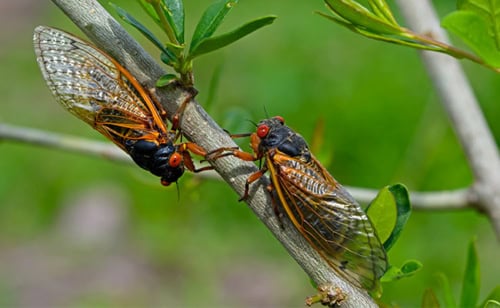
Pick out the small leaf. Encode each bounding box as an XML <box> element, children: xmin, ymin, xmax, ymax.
<box><xmin>156</xmin><ymin>74</ymin><xmax>178</xmax><ymax>87</ymax></box>
<box><xmin>380</xmin><ymin>260</ymin><xmax>422</xmax><ymax>282</ymax></box>
<box><xmin>366</xmin><ymin>186</ymin><xmax>397</xmax><ymax>245</ymax></box>
<box><xmin>323</xmin><ymin>0</ymin><xmax>402</xmax><ymax>35</ymax></box>
<box><xmin>317</xmin><ymin>11</ymin><xmax>445</xmax><ymax>52</ymax></box>
<box><xmin>457</xmin><ymin>0</ymin><xmax>500</xmax><ymax>49</ymax></box>
<box><xmin>161</xmin><ymin>0</ymin><xmax>185</xmax><ymax>43</ymax></box>
<box><xmin>189</xmin><ymin>16</ymin><xmax>276</xmax><ymax>59</ymax></box>
<box><xmin>368</xmin><ymin>0</ymin><xmax>398</xmax><ymax>25</ymax></box>
<box><xmin>421</xmin><ymin>288</ymin><xmax>440</xmax><ymax>308</ymax></box>
<box><xmin>460</xmin><ymin>238</ymin><xmax>480</xmax><ymax>308</ymax></box>
<box><xmin>138</xmin><ymin>0</ymin><xmax>161</xmax><ymax>25</ymax></box>
<box><xmin>436</xmin><ymin>273</ymin><xmax>457</xmax><ymax>308</ymax></box>
<box><xmin>366</xmin><ymin>184</ymin><xmax>411</xmax><ymax>252</ymax></box>
<box><xmin>190</xmin><ymin>0</ymin><xmax>239</xmax><ymax>52</ymax></box>
<box><xmin>442</xmin><ymin>10</ymin><xmax>500</xmax><ymax>67</ymax></box>
<box><xmin>112</xmin><ymin>3</ymin><xmax>170</xmax><ymax>55</ymax></box>
<box><xmin>480</xmin><ymin>286</ymin><xmax>500</xmax><ymax>308</ymax></box>
<box><xmin>385</xmin><ymin>184</ymin><xmax>411</xmax><ymax>251</ymax></box>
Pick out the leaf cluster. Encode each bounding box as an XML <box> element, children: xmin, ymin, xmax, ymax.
<box><xmin>366</xmin><ymin>184</ymin><xmax>422</xmax><ymax>292</ymax></box>
<box><xmin>113</xmin><ymin>0</ymin><xmax>276</xmax><ymax>87</ymax></box>
<box><xmin>422</xmin><ymin>239</ymin><xmax>500</xmax><ymax>308</ymax></box>
<box><xmin>318</xmin><ymin>0</ymin><xmax>500</xmax><ymax>72</ymax></box>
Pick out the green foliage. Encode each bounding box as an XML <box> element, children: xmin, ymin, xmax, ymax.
<box><xmin>442</xmin><ymin>5</ymin><xmax>500</xmax><ymax>67</ymax></box>
<box><xmin>112</xmin><ymin>0</ymin><xmax>276</xmax><ymax>86</ymax></box>
<box><xmin>428</xmin><ymin>239</ymin><xmax>500</xmax><ymax>308</ymax></box>
<box><xmin>460</xmin><ymin>239</ymin><xmax>480</xmax><ymax>308</ymax></box>
<box><xmin>457</xmin><ymin>0</ymin><xmax>500</xmax><ymax>49</ymax></box>
<box><xmin>366</xmin><ymin>185</ymin><xmax>419</xmax><ymax>288</ymax></box>
<box><xmin>366</xmin><ymin>184</ymin><xmax>411</xmax><ymax>252</ymax></box>
<box><xmin>318</xmin><ymin>0</ymin><xmax>500</xmax><ymax>72</ymax></box>
<box><xmin>436</xmin><ymin>273</ymin><xmax>457</xmax><ymax>308</ymax></box>
<box><xmin>188</xmin><ymin>16</ymin><xmax>276</xmax><ymax>60</ymax></box>
<box><xmin>381</xmin><ymin>260</ymin><xmax>423</xmax><ymax>283</ymax></box>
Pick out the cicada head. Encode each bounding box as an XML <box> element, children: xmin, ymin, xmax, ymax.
<box><xmin>256</xmin><ymin>116</ymin><xmax>310</xmax><ymax>161</ymax></box>
<box><xmin>153</xmin><ymin>144</ymin><xmax>185</xmax><ymax>186</ymax></box>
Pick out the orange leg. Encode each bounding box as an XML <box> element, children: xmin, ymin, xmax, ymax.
<box><xmin>240</xmin><ymin>164</ymin><xmax>268</xmax><ymax>201</ymax></box>
<box><xmin>205</xmin><ymin>147</ymin><xmax>257</xmax><ymax>162</ymax></box>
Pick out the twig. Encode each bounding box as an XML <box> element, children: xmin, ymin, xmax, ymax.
<box><xmin>47</xmin><ymin>0</ymin><xmax>376</xmax><ymax>306</ymax></box>
<box><xmin>395</xmin><ymin>0</ymin><xmax>500</xmax><ymax>239</ymax></box>
<box><xmin>1</xmin><ymin>123</ymin><xmax>476</xmax><ymax>210</ymax></box>
<box><xmin>0</xmin><ymin>123</ymin><xmax>129</xmax><ymax>162</ymax></box>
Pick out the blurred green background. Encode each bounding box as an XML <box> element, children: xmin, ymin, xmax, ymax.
<box><xmin>1</xmin><ymin>0</ymin><xmax>499</xmax><ymax>307</ymax></box>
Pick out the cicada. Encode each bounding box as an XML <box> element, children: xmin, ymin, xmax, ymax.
<box><xmin>208</xmin><ymin>116</ymin><xmax>388</xmax><ymax>292</ymax></box>
<box><xmin>34</xmin><ymin>26</ymin><xmax>209</xmax><ymax>185</ymax></box>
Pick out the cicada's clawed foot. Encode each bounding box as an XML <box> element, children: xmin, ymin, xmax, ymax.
<box><xmin>305</xmin><ymin>284</ymin><xmax>347</xmax><ymax>307</ymax></box>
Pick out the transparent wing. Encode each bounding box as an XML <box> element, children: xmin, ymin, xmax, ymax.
<box><xmin>33</xmin><ymin>26</ymin><xmax>166</xmax><ymax>149</ymax></box>
<box><xmin>270</xmin><ymin>152</ymin><xmax>387</xmax><ymax>291</ymax></box>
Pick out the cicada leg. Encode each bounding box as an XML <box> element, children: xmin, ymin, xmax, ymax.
<box><xmin>179</xmin><ymin>142</ymin><xmax>214</xmax><ymax>173</ymax></box>
<box><xmin>305</xmin><ymin>284</ymin><xmax>347</xmax><ymax>308</ymax></box>
<box><xmin>239</xmin><ymin>164</ymin><xmax>268</xmax><ymax>201</ymax></box>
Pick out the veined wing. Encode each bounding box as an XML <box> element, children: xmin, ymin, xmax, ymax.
<box><xmin>33</xmin><ymin>26</ymin><xmax>167</xmax><ymax>150</ymax></box>
<box><xmin>269</xmin><ymin>152</ymin><xmax>387</xmax><ymax>291</ymax></box>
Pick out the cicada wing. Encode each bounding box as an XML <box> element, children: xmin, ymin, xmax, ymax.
<box><xmin>270</xmin><ymin>153</ymin><xmax>387</xmax><ymax>291</ymax></box>
<box><xmin>33</xmin><ymin>26</ymin><xmax>166</xmax><ymax>150</ymax></box>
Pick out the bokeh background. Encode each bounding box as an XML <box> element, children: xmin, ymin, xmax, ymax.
<box><xmin>1</xmin><ymin>0</ymin><xmax>499</xmax><ymax>307</ymax></box>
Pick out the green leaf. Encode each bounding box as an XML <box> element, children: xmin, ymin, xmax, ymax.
<box><xmin>367</xmin><ymin>0</ymin><xmax>398</xmax><ymax>25</ymax></box>
<box><xmin>421</xmin><ymin>288</ymin><xmax>440</xmax><ymax>308</ymax></box>
<box><xmin>366</xmin><ymin>186</ymin><xmax>396</xmax><ymax>245</ymax></box>
<box><xmin>161</xmin><ymin>0</ymin><xmax>185</xmax><ymax>44</ymax></box>
<box><xmin>111</xmin><ymin>3</ymin><xmax>170</xmax><ymax>56</ymax></box>
<box><xmin>366</xmin><ymin>184</ymin><xmax>411</xmax><ymax>252</ymax></box>
<box><xmin>138</xmin><ymin>0</ymin><xmax>161</xmax><ymax>25</ymax></box>
<box><xmin>188</xmin><ymin>15</ymin><xmax>276</xmax><ymax>59</ymax></box>
<box><xmin>156</xmin><ymin>74</ymin><xmax>178</xmax><ymax>87</ymax></box>
<box><xmin>436</xmin><ymin>273</ymin><xmax>457</xmax><ymax>308</ymax></box>
<box><xmin>323</xmin><ymin>0</ymin><xmax>402</xmax><ymax>35</ymax></box>
<box><xmin>190</xmin><ymin>0</ymin><xmax>239</xmax><ymax>52</ymax></box>
<box><xmin>457</xmin><ymin>0</ymin><xmax>500</xmax><ymax>49</ymax></box>
<box><xmin>385</xmin><ymin>184</ymin><xmax>411</xmax><ymax>251</ymax></box>
<box><xmin>380</xmin><ymin>260</ymin><xmax>422</xmax><ymax>282</ymax></box>
<box><xmin>480</xmin><ymin>286</ymin><xmax>500</xmax><ymax>308</ymax></box>
<box><xmin>460</xmin><ymin>238</ymin><xmax>480</xmax><ymax>308</ymax></box>
<box><xmin>442</xmin><ymin>11</ymin><xmax>500</xmax><ymax>67</ymax></box>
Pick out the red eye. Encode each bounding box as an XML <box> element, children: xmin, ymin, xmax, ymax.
<box><xmin>274</xmin><ymin>116</ymin><xmax>285</xmax><ymax>124</ymax></box>
<box><xmin>169</xmin><ymin>152</ymin><xmax>182</xmax><ymax>168</ymax></box>
<box><xmin>161</xmin><ymin>179</ymin><xmax>171</xmax><ymax>186</ymax></box>
<box><xmin>257</xmin><ymin>124</ymin><xmax>270</xmax><ymax>138</ymax></box>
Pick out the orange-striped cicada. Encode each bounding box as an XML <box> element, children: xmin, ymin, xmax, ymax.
<box><xmin>34</xmin><ymin>26</ymin><xmax>209</xmax><ymax>185</ymax></box>
<box><xmin>208</xmin><ymin>116</ymin><xmax>388</xmax><ymax>292</ymax></box>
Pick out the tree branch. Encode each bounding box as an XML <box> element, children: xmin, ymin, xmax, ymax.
<box><xmin>395</xmin><ymin>0</ymin><xmax>500</xmax><ymax>239</ymax></box>
<box><xmin>46</xmin><ymin>0</ymin><xmax>376</xmax><ymax>306</ymax></box>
